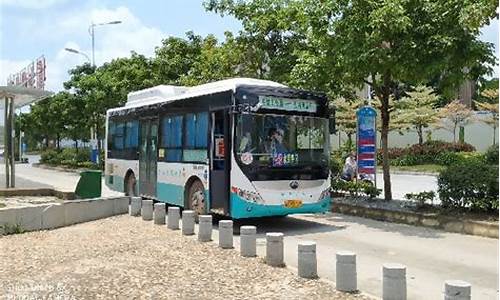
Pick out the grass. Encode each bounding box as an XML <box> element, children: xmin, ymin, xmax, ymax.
<box><xmin>0</xmin><ymin>202</ymin><xmax>5</xmax><ymax>208</ymax></box>
<box><xmin>378</xmin><ymin>164</ymin><xmax>445</xmax><ymax>174</ymax></box>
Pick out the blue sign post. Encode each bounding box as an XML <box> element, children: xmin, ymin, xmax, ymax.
<box><xmin>356</xmin><ymin>106</ymin><xmax>377</xmax><ymax>186</ymax></box>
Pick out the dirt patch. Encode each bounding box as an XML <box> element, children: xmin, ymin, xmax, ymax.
<box><xmin>0</xmin><ymin>215</ymin><xmax>371</xmax><ymax>300</ymax></box>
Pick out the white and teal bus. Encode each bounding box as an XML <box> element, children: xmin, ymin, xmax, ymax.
<box><xmin>105</xmin><ymin>78</ymin><xmax>334</xmax><ymax>219</ymax></box>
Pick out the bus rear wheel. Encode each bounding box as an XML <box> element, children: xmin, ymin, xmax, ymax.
<box><xmin>187</xmin><ymin>180</ymin><xmax>207</xmax><ymax>216</ymax></box>
<box><xmin>125</xmin><ymin>173</ymin><xmax>137</xmax><ymax>197</ymax></box>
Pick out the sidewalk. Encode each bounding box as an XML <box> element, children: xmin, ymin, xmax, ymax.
<box><xmin>0</xmin><ymin>163</ymin><xmax>122</xmax><ymax>197</ymax></box>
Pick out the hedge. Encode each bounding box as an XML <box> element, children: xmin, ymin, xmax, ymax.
<box><xmin>438</xmin><ymin>157</ymin><xmax>499</xmax><ymax>212</ymax></box>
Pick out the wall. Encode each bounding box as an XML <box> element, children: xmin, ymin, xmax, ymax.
<box><xmin>332</xmin><ymin>112</ymin><xmax>498</xmax><ymax>152</ymax></box>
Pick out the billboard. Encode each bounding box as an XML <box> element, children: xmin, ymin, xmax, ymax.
<box><xmin>356</xmin><ymin>106</ymin><xmax>377</xmax><ymax>183</ymax></box>
<box><xmin>7</xmin><ymin>56</ymin><xmax>46</xmax><ymax>90</ymax></box>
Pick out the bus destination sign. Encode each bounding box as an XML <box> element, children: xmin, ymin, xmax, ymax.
<box><xmin>258</xmin><ymin>96</ymin><xmax>317</xmax><ymax>113</ymax></box>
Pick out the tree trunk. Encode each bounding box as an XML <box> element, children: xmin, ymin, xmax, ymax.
<box><xmin>493</xmin><ymin>125</ymin><xmax>497</xmax><ymax>145</ymax></box>
<box><xmin>379</xmin><ymin>75</ymin><xmax>392</xmax><ymax>201</ymax></box>
<box><xmin>417</xmin><ymin>125</ymin><xmax>423</xmax><ymax>146</ymax></box>
<box><xmin>453</xmin><ymin>123</ymin><xmax>457</xmax><ymax>142</ymax></box>
<box><xmin>380</xmin><ymin>100</ymin><xmax>392</xmax><ymax>201</ymax></box>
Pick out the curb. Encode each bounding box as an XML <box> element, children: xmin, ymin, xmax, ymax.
<box><xmin>333</xmin><ymin>202</ymin><xmax>498</xmax><ymax>239</ymax></box>
<box><xmin>376</xmin><ymin>170</ymin><xmax>439</xmax><ymax>176</ymax></box>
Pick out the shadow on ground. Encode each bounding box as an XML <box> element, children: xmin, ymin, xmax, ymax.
<box><xmin>213</xmin><ymin>214</ymin><xmax>346</xmax><ymax>237</ymax></box>
<box><xmin>315</xmin><ymin>212</ymin><xmax>444</xmax><ymax>239</ymax></box>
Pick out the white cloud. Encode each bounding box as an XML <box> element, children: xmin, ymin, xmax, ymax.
<box><xmin>0</xmin><ymin>0</ymin><xmax>68</xmax><ymax>9</ymax></box>
<box><xmin>2</xmin><ymin>6</ymin><xmax>167</xmax><ymax>92</ymax></box>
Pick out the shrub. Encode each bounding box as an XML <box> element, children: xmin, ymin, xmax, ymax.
<box><xmin>438</xmin><ymin>158</ymin><xmax>499</xmax><ymax>212</ymax></box>
<box><xmin>485</xmin><ymin>144</ymin><xmax>499</xmax><ymax>165</ymax></box>
<box><xmin>405</xmin><ymin>191</ymin><xmax>435</xmax><ymax>208</ymax></box>
<box><xmin>378</xmin><ymin>140</ymin><xmax>476</xmax><ymax>166</ymax></box>
<box><xmin>331</xmin><ymin>178</ymin><xmax>381</xmax><ymax>198</ymax></box>
<box><xmin>330</xmin><ymin>152</ymin><xmax>343</xmax><ymax>176</ymax></box>
<box><xmin>40</xmin><ymin>149</ymin><xmax>60</xmax><ymax>165</ymax></box>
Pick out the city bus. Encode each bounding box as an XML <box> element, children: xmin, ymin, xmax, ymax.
<box><xmin>105</xmin><ymin>78</ymin><xmax>334</xmax><ymax>219</ymax></box>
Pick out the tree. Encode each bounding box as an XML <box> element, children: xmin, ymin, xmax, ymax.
<box><xmin>205</xmin><ymin>0</ymin><xmax>497</xmax><ymax>200</ymax></box>
<box><xmin>332</xmin><ymin>97</ymin><xmax>364</xmax><ymax>147</ymax></box>
<box><xmin>397</xmin><ymin>86</ymin><xmax>440</xmax><ymax>145</ymax></box>
<box><xmin>438</xmin><ymin>100</ymin><xmax>474</xmax><ymax>142</ymax></box>
<box><xmin>475</xmin><ymin>100</ymin><xmax>499</xmax><ymax>145</ymax></box>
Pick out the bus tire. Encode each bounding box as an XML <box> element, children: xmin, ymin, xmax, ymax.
<box><xmin>125</xmin><ymin>172</ymin><xmax>137</xmax><ymax>197</ymax></box>
<box><xmin>186</xmin><ymin>180</ymin><xmax>207</xmax><ymax>216</ymax></box>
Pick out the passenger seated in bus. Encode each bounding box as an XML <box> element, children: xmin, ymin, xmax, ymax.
<box><xmin>239</xmin><ymin>132</ymin><xmax>253</xmax><ymax>153</ymax></box>
<box><xmin>265</xmin><ymin>128</ymin><xmax>288</xmax><ymax>154</ymax></box>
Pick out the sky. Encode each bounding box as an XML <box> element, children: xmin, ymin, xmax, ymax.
<box><xmin>0</xmin><ymin>0</ymin><xmax>498</xmax><ymax>94</ymax></box>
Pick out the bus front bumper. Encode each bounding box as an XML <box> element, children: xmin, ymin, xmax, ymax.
<box><xmin>230</xmin><ymin>193</ymin><xmax>331</xmax><ymax>219</ymax></box>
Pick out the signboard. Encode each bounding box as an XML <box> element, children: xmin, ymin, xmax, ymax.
<box><xmin>7</xmin><ymin>55</ymin><xmax>46</xmax><ymax>90</ymax></box>
<box><xmin>258</xmin><ymin>96</ymin><xmax>317</xmax><ymax>113</ymax></box>
<box><xmin>215</xmin><ymin>137</ymin><xmax>225</xmax><ymax>158</ymax></box>
<box><xmin>356</xmin><ymin>106</ymin><xmax>377</xmax><ymax>182</ymax></box>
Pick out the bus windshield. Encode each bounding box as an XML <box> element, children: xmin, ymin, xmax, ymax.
<box><xmin>235</xmin><ymin>113</ymin><xmax>329</xmax><ymax>170</ymax></box>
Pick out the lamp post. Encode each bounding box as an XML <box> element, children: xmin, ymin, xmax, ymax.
<box><xmin>64</xmin><ymin>48</ymin><xmax>91</xmax><ymax>64</ymax></box>
<box><xmin>86</xmin><ymin>20</ymin><xmax>121</xmax><ymax>164</ymax></box>
<box><xmin>88</xmin><ymin>20</ymin><xmax>122</xmax><ymax>66</ymax></box>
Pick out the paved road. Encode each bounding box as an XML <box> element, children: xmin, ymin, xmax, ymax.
<box><xmin>0</xmin><ymin>161</ymin><xmax>121</xmax><ymax>197</ymax></box>
<box><xmin>376</xmin><ymin>173</ymin><xmax>438</xmax><ymax>201</ymax></box>
<box><xmin>221</xmin><ymin>214</ymin><xmax>498</xmax><ymax>300</ymax></box>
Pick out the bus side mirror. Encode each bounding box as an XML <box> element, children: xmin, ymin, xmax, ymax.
<box><xmin>329</xmin><ymin>118</ymin><xmax>336</xmax><ymax>134</ymax></box>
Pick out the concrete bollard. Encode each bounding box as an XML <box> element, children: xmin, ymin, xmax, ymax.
<box><xmin>240</xmin><ymin>225</ymin><xmax>257</xmax><ymax>257</ymax></box>
<box><xmin>266</xmin><ymin>232</ymin><xmax>284</xmax><ymax>267</ymax></box>
<box><xmin>383</xmin><ymin>263</ymin><xmax>407</xmax><ymax>300</ymax></box>
<box><xmin>141</xmin><ymin>200</ymin><xmax>153</xmax><ymax>221</ymax></box>
<box><xmin>167</xmin><ymin>207</ymin><xmax>180</xmax><ymax>230</ymax></box>
<box><xmin>218</xmin><ymin>220</ymin><xmax>234</xmax><ymax>249</ymax></box>
<box><xmin>129</xmin><ymin>197</ymin><xmax>141</xmax><ymax>216</ymax></box>
<box><xmin>182</xmin><ymin>210</ymin><xmax>195</xmax><ymax>235</ymax></box>
<box><xmin>444</xmin><ymin>280</ymin><xmax>471</xmax><ymax>300</ymax></box>
<box><xmin>336</xmin><ymin>251</ymin><xmax>357</xmax><ymax>292</ymax></box>
<box><xmin>198</xmin><ymin>215</ymin><xmax>213</xmax><ymax>242</ymax></box>
<box><xmin>153</xmin><ymin>203</ymin><xmax>166</xmax><ymax>225</ymax></box>
<box><xmin>298</xmin><ymin>241</ymin><xmax>317</xmax><ymax>279</ymax></box>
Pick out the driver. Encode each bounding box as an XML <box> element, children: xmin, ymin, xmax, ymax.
<box><xmin>266</xmin><ymin>127</ymin><xmax>287</xmax><ymax>153</ymax></box>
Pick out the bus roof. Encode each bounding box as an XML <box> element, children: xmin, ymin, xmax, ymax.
<box><xmin>109</xmin><ymin>78</ymin><xmax>287</xmax><ymax>113</ymax></box>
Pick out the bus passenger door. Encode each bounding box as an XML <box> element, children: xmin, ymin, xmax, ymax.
<box><xmin>209</xmin><ymin>109</ymin><xmax>230</xmax><ymax>215</ymax></box>
<box><xmin>139</xmin><ymin>118</ymin><xmax>158</xmax><ymax>198</ymax></box>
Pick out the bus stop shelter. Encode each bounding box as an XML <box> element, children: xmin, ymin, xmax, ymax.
<box><xmin>0</xmin><ymin>86</ymin><xmax>53</xmax><ymax>188</ymax></box>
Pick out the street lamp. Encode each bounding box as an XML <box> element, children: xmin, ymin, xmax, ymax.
<box><xmin>88</xmin><ymin>20</ymin><xmax>122</xmax><ymax>66</ymax></box>
<box><xmin>64</xmin><ymin>47</ymin><xmax>91</xmax><ymax>64</ymax></box>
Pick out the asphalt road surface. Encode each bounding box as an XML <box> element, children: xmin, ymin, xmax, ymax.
<box><xmin>221</xmin><ymin>214</ymin><xmax>498</xmax><ymax>300</ymax></box>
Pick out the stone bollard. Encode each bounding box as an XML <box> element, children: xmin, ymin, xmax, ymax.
<box><xmin>198</xmin><ymin>215</ymin><xmax>213</xmax><ymax>242</ymax></box>
<box><xmin>129</xmin><ymin>197</ymin><xmax>141</xmax><ymax>216</ymax></box>
<box><xmin>240</xmin><ymin>225</ymin><xmax>257</xmax><ymax>257</ymax></box>
<box><xmin>182</xmin><ymin>210</ymin><xmax>195</xmax><ymax>235</ymax></box>
<box><xmin>141</xmin><ymin>200</ymin><xmax>153</xmax><ymax>221</ymax></box>
<box><xmin>153</xmin><ymin>203</ymin><xmax>166</xmax><ymax>225</ymax></box>
<box><xmin>383</xmin><ymin>263</ymin><xmax>407</xmax><ymax>300</ymax></box>
<box><xmin>167</xmin><ymin>207</ymin><xmax>180</xmax><ymax>230</ymax></box>
<box><xmin>298</xmin><ymin>241</ymin><xmax>317</xmax><ymax>279</ymax></box>
<box><xmin>444</xmin><ymin>280</ymin><xmax>471</xmax><ymax>300</ymax></box>
<box><xmin>266</xmin><ymin>232</ymin><xmax>284</xmax><ymax>267</ymax></box>
<box><xmin>218</xmin><ymin>220</ymin><xmax>234</xmax><ymax>249</ymax></box>
<box><xmin>336</xmin><ymin>251</ymin><xmax>357</xmax><ymax>292</ymax></box>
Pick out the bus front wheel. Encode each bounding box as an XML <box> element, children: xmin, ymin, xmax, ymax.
<box><xmin>187</xmin><ymin>180</ymin><xmax>207</xmax><ymax>216</ymax></box>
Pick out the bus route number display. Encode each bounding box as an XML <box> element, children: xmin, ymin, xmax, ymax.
<box><xmin>258</xmin><ymin>96</ymin><xmax>317</xmax><ymax>113</ymax></box>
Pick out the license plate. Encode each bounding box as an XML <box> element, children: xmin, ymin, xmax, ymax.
<box><xmin>284</xmin><ymin>200</ymin><xmax>303</xmax><ymax>208</ymax></box>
